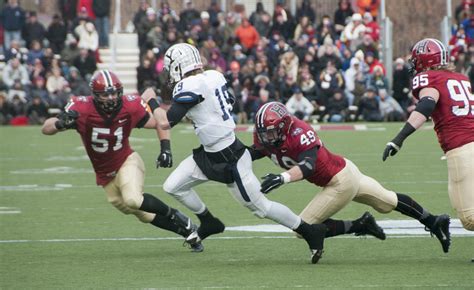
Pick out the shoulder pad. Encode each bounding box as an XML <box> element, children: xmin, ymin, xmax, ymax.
<box><xmin>72</xmin><ymin>96</ymin><xmax>91</xmax><ymax>103</ymax></box>
<box><xmin>172</xmin><ymin>76</ymin><xmax>203</xmax><ymax>103</ymax></box>
<box><xmin>124</xmin><ymin>95</ymin><xmax>138</xmax><ymax>102</ymax></box>
<box><xmin>173</xmin><ymin>91</ymin><xmax>203</xmax><ymax>103</ymax></box>
<box><xmin>205</xmin><ymin>70</ymin><xmax>227</xmax><ymax>84</ymax></box>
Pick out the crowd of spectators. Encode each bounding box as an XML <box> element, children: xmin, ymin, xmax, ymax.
<box><xmin>0</xmin><ymin>0</ymin><xmax>109</xmax><ymax>125</ymax></box>
<box><xmin>1</xmin><ymin>0</ymin><xmax>473</xmax><ymax>126</ymax></box>
<box><xmin>132</xmin><ymin>0</ymin><xmax>381</xmax><ymax>124</ymax></box>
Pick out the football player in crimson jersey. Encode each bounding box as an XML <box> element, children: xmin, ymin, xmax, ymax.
<box><xmin>383</xmin><ymin>38</ymin><xmax>474</xmax><ymax>234</ymax></box>
<box><xmin>42</xmin><ymin>70</ymin><xmax>203</xmax><ymax>252</ymax></box>
<box><xmin>250</xmin><ymin>102</ymin><xmax>451</xmax><ymax>254</ymax></box>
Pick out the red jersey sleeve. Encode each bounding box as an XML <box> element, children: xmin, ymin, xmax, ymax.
<box><xmin>411</xmin><ymin>70</ymin><xmax>444</xmax><ymax>100</ymax></box>
<box><xmin>122</xmin><ymin>95</ymin><xmax>149</xmax><ymax>128</ymax></box>
<box><xmin>286</xmin><ymin>118</ymin><xmax>320</xmax><ymax>158</ymax></box>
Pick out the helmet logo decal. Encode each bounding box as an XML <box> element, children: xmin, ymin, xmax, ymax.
<box><xmin>270</xmin><ymin>104</ymin><xmax>286</xmax><ymax>118</ymax></box>
<box><xmin>416</xmin><ymin>40</ymin><xmax>428</xmax><ymax>54</ymax></box>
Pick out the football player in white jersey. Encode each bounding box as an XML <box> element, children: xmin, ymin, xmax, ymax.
<box><xmin>143</xmin><ymin>43</ymin><xmax>326</xmax><ymax>264</ymax></box>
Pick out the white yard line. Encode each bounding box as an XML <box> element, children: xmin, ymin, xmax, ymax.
<box><xmin>0</xmin><ymin>220</ymin><xmax>472</xmax><ymax>244</ymax></box>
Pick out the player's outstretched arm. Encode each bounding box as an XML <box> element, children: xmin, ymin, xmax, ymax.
<box><xmin>41</xmin><ymin>110</ymin><xmax>79</xmax><ymax>135</ymax></box>
<box><xmin>139</xmin><ymin>87</ymin><xmax>172</xmax><ymax>130</ymax></box>
<box><xmin>382</xmin><ymin>87</ymin><xmax>439</xmax><ymax>161</ymax></box>
<box><xmin>261</xmin><ymin>148</ymin><xmax>318</xmax><ymax>194</ymax></box>
<box><xmin>42</xmin><ymin>117</ymin><xmax>61</xmax><ymax>135</ymax></box>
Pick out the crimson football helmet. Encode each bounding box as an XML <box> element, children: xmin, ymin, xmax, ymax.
<box><xmin>409</xmin><ymin>38</ymin><xmax>449</xmax><ymax>75</ymax></box>
<box><xmin>255</xmin><ymin>102</ymin><xmax>293</xmax><ymax>147</ymax></box>
<box><xmin>90</xmin><ymin>70</ymin><xmax>124</xmax><ymax>114</ymax></box>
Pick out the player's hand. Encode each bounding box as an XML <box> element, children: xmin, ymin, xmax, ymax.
<box><xmin>261</xmin><ymin>173</ymin><xmax>284</xmax><ymax>194</ymax></box>
<box><xmin>55</xmin><ymin>110</ymin><xmax>79</xmax><ymax>130</ymax></box>
<box><xmin>156</xmin><ymin>139</ymin><xmax>172</xmax><ymax>168</ymax></box>
<box><xmin>382</xmin><ymin>141</ymin><xmax>401</xmax><ymax>161</ymax></box>
<box><xmin>156</xmin><ymin>150</ymin><xmax>173</xmax><ymax>168</ymax></box>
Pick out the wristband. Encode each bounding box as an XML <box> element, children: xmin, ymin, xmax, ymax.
<box><xmin>281</xmin><ymin>172</ymin><xmax>291</xmax><ymax>184</ymax></box>
<box><xmin>148</xmin><ymin>98</ymin><xmax>160</xmax><ymax>113</ymax></box>
<box><xmin>392</xmin><ymin>122</ymin><xmax>416</xmax><ymax>146</ymax></box>
<box><xmin>160</xmin><ymin>139</ymin><xmax>171</xmax><ymax>152</ymax></box>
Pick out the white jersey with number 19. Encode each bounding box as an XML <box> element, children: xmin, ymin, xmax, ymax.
<box><xmin>172</xmin><ymin>70</ymin><xmax>235</xmax><ymax>152</ymax></box>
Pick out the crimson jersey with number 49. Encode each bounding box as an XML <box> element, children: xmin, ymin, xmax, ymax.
<box><xmin>412</xmin><ymin>70</ymin><xmax>474</xmax><ymax>152</ymax></box>
<box><xmin>65</xmin><ymin>95</ymin><xmax>149</xmax><ymax>186</ymax></box>
<box><xmin>254</xmin><ymin>117</ymin><xmax>346</xmax><ymax>186</ymax></box>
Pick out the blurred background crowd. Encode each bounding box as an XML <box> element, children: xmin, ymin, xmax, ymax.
<box><xmin>0</xmin><ymin>0</ymin><xmax>473</xmax><ymax>126</ymax></box>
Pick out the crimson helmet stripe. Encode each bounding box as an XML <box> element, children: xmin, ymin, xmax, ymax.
<box><xmin>101</xmin><ymin>70</ymin><xmax>113</xmax><ymax>88</ymax></box>
<box><xmin>432</xmin><ymin>38</ymin><xmax>448</xmax><ymax>65</ymax></box>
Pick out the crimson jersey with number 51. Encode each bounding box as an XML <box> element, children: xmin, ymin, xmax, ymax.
<box><xmin>412</xmin><ymin>70</ymin><xmax>474</xmax><ymax>152</ymax></box>
<box><xmin>253</xmin><ymin>117</ymin><xmax>346</xmax><ymax>186</ymax></box>
<box><xmin>65</xmin><ymin>95</ymin><xmax>149</xmax><ymax>185</ymax></box>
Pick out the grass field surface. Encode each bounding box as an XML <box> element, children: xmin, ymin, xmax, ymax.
<box><xmin>1</xmin><ymin>123</ymin><xmax>473</xmax><ymax>288</ymax></box>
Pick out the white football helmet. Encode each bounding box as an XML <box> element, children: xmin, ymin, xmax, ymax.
<box><xmin>164</xmin><ymin>43</ymin><xmax>203</xmax><ymax>85</ymax></box>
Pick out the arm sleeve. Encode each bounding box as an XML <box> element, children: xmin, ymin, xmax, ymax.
<box><xmin>166</xmin><ymin>101</ymin><xmax>197</xmax><ymax>128</ymax></box>
<box><xmin>136</xmin><ymin>112</ymin><xmax>150</xmax><ymax>128</ymax></box>
<box><xmin>296</xmin><ymin>146</ymin><xmax>318</xmax><ymax>179</ymax></box>
<box><xmin>414</xmin><ymin>96</ymin><xmax>437</xmax><ymax>119</ymax></box>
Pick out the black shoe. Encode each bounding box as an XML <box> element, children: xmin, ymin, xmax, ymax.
<box><xmin>354</xmin><ymin>212</ymin><xmax>386</xmax><ymax>240</ymax></box>
<box><xmin>170</xmin><ymin>209</ymin><xmax>194</xmax><ymax>235</ymax></box>
<box><xmin>185</xmin><ymin>216</ymin><xmax>225</xmax><ymax>247</ymax></box>
<box><xmin>184</xmin><ymin>223</ymin><xmax>204</xmax><ymax>253</ymax></box>
<box><xmin>169</xmin><ymin>210</ymin><xmax>205</xmax><ymax>252</ymax></box>
<box><xmin>427</xmin><ymin>214</ymin><xmax>451</xmax><ymax>253</ymax></box>
<box><xmin>302</xmin><ymin>224</ymin><xmax>326</xmax><ymax>264</ymax></box>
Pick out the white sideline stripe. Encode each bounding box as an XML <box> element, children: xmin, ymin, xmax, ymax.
<box><xmin>0</xmin><ymin>234</ymin><xmax>472</xmax><ymax>244</ymax></box>
<box><xmin>1</xmin><ymin>220</ymin><xmax>473</xmax><ymax>244</ymax></box>
<box><xmin>0</xmin><ymin>211</ymin><xmax>21</xmax><ymax>214</ymax></box>
<box><xmin>226</xmin><ymin>220</ymin><xmax>474</xmax><ymax>236</ymax></box>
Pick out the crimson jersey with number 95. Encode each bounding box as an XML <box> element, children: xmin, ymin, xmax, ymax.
<box><xmin>254</xmin><ymin>117</ymin><xmax>346</xmax><ymax>186</ymax></box>
<box><xmin>412</xmin><ymin>70</ymin><xmax>474</xmax><ymax>152</ymax></box>
<box><xmin>65</xmin><ymin>95</ymin><xmax>149</xmax><ymax>186</ymax></box>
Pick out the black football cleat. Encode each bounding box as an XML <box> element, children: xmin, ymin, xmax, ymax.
<box><xmin>302</xmin><ymin>224</ymin><xmax>326</xmax><ymax>264</ymax></box>
<box><xmin>169</xmin><ymin>209</ymin><xmax>205</xmax><ymax>253</ymax></box>
<box><xmin>427</xmin><ymin>214</ymin><xmax>451</xmax><ymax>253</ymax></box>
<box><xmin>311</xmin><ymin>249</ymin><xmax>324</xmax><ymax>264</ymax></box>
<box><xmin>184</xmin><ymin>217</ymin><xmax>225</xmax><ymax>249</ymax></box>
<box><xmin>355</xmin><ymin>212</ymin><xmax>386</xmax><ymax>240</ymax></box>
<box><xmin>185</xmin><ymin>232</ymin><xmax>204</xmax><ymax>253</ymax></box>
<box><xmin>184</xmin><ymin>223</ymin><xmax>204</xmax><ymax>253</ymax></box>
<box><xmin>170</xmin><ymin>209</ymin><xmax>195</xmax><ymax>235</ymax></box>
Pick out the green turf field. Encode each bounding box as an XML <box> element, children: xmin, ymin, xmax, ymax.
<box><xmin>1</xmin><ymin>123</ymin><xmax>473</xmax><ymax>288</ymax></box>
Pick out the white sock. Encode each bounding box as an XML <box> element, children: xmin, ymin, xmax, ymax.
<box><xmin>172</xmin><ymin>188</ymin><xmax>206</xmax><ymax>214</ymax></box>
<box><xmin>265</xmin><ymin>201</ymin><xmax>301</xmax><ymax>229</ymax></box>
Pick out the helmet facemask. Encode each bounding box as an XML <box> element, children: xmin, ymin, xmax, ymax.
<box><xmin>257</xmin><ymin>122</ymin><xmax>286</xmax><ymax>147</ymax></box>
<box><xmin>407</xmin><ymin>57</ymin><xmax>417</xmax><ymax>76</ymax></box>
<box><xmin>93</xmin><ymin>86</ymin><xmax>123</xmax><ymax>114</ymax></box>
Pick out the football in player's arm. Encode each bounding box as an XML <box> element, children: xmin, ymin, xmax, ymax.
<box><xmin>382</xmin><ymin>38</ymin><xmax>474</xmax><ymax>236</ymax></box>
<box><xmin>42</xmin><ymin>70</ymin><xmax>202</xmax><ymax>252</ymax></box>
<box><xmin>249</xmin><ymin>102</ymin><xmax>451</xmax><ymax>254</ymax></box>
